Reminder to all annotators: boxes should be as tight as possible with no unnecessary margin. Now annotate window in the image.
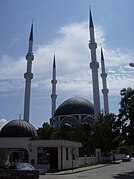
[66,148,69,160]
[37,147,50,164]
[72,148,75,160]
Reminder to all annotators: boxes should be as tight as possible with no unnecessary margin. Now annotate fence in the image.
[79,153,124,166]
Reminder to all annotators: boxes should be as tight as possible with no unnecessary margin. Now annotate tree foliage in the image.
[91,113,120,154]
[37,122,58,139]
[117,87,134,146]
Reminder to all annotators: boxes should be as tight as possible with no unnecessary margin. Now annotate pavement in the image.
[46,161,121,175]
[54,164,108,175]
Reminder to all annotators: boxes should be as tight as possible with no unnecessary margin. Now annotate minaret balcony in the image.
[90,61,99,69]
[24,72,33,79]
[101,73,107,78]
[51,79,57,84]
[89,42,97,50]
[51,94,57,98]
[101,89,109,94]
[26,54,34,61]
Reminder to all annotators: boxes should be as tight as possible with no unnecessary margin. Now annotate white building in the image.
[0,120,81,171]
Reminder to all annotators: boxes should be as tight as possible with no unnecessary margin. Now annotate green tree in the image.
[37,122,76,140]
[57,123,74,140]
[37,122,58,139]
[92,113,120,154]
[118,87,134,147]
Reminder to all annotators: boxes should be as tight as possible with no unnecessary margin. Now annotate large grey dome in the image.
[0,119,38,138]
[54,97,94,117]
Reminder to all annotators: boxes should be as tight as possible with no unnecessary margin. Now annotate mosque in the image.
[50,11,109,128]
[0,11,109,170]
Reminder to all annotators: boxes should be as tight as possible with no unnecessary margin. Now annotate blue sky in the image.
[0,0,134,129]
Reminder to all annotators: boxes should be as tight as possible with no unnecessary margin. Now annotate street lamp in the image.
[129,63,134,67]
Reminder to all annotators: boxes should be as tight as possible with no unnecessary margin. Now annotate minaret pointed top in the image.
[29,23,33,41]
[101,47,104,61]
[89,10,94,28]
[53,54,56,68]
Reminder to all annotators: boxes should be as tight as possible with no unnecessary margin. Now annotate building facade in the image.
[0,137,81,171]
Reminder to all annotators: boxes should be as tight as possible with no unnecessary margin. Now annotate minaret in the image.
[89,11,100,120]
[51,54,57,117]
[23,24,34,122]
[100,48,109,115]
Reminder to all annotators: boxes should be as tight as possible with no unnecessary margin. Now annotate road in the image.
[40,158,134,179]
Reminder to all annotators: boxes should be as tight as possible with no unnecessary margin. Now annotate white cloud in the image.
[0,55,25,80]
[103,48,134,68]
[9,37,20,50]
[0,21,133,99]
[58,72,92,94]
[0,119,8,129]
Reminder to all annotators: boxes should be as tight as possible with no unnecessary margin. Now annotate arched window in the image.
[51,118,58,128]
[82,115,94,125]
[60,116,78,128]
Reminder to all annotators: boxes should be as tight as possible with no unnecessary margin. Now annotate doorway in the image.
[49,147,58,171]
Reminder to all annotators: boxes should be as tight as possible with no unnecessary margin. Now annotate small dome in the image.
[54,97,94,117]
[0,120,38,138]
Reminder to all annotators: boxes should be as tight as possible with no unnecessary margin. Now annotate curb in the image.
[45,160,122,176]
[47,163,111,175]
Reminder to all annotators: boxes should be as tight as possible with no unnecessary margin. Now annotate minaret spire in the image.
[100,48,109,115]
[23,24,34,122]
[29,24,33,41]
[88,10,101,120]
[89,11,94,28]
[51,54,57,117]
